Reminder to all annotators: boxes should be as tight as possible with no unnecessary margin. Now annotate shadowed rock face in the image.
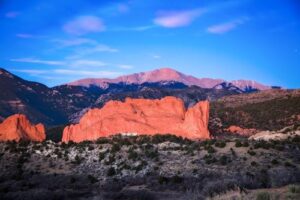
[62,97,210,142]
[0,114,46,142]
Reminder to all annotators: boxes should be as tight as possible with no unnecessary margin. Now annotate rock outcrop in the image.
[62,97,210,143]
[0,114,46,142]
[225,125,257,136]
[249,125,300,141]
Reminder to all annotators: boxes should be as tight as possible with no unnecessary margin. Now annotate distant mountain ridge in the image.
[0,67,272,126]
[67,68,270,92]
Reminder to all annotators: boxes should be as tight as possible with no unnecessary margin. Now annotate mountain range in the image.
[68,67,270,91]
[0,67,272,126]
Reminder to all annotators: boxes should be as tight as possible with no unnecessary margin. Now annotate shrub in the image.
[242,141,249,147]
[145,149,159,159]
[247,150,256,156]
[285,161,295,168]
[133,161,147,172]
[254,141,270,149]
[288,185,300,193]
[215,141,226,148]
[87,174,98,184]
[96,138,110,144]
[70,177,76,184]
[107,167,116,176]
[105,154,115,165]
[205,146,216,154]
[256,192,270,200]
[235,140,243,148]
[202,179,237,197]
[171,175,183,184]
[88,145,94,151]
[72,155,83,165]
[111,143,121,153]
[230,148,236,156]
[219,155,229,165]
[251,161,258,166]
[204,154,217,164]
[99,152,105,161]
[271,159,279,165]
[128,149,139,160]
[158,176,169,184]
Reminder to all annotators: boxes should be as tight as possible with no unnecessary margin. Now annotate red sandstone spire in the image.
[0,114,46,142]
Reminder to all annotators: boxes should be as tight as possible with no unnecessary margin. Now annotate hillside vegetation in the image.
[0,135,299,199]
[211,89,300,130]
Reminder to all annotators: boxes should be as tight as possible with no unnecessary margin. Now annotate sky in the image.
[0,0,299,88]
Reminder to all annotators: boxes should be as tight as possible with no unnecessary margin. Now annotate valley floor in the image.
[0,135,299,200]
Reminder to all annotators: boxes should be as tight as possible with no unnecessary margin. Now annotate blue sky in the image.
[0,0,299,88]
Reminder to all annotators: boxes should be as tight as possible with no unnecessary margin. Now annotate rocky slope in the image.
[68,67,270,91]
[62,97,210,142]
[211,89,300,131]
[249,124,300,141]
[0,114,45,142]
[0,68,103,126]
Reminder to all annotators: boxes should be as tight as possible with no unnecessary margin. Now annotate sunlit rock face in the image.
[62,97,210,143]
[0,114,46,142]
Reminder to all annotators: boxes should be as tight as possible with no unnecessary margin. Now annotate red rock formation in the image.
[0,114,46,142]
[62,97,210,143]
[225,125,257,136]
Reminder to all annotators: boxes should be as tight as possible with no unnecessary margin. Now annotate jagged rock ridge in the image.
[0,114,45,142]
[62,97,210,142]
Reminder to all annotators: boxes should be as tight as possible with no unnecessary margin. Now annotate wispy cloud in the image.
[10,57,108,68]
[52,38,97,47]
[69,60,107,68]
[63,16,105,35]
[53,69,121,77]
[154,9,205,28]
[207,18,248,34]
[152,55,161,59]
[11,69,48,75]
[16,33,34,39]
[112,25,155,32]
[118,64,134,69]
[10,58,65,66]
[13,69,121,78]
[5,11,20,18]
[67,44,119,59]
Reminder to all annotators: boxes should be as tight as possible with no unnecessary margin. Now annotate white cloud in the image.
[11,57,109,68]
[118,64,134,69]
[67,44,119,59]
[10,58,65,66]
[52,38,97,47]
[53,69,121,77]
[152,55,161,59]
[69,60,107,68]
[154,9,205,28]
[112,25,155,32]
[11,69,48,75]
[89,44,119,53]
[207,18,248,34]
[12,69,121,79]
[63,16,106,35]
